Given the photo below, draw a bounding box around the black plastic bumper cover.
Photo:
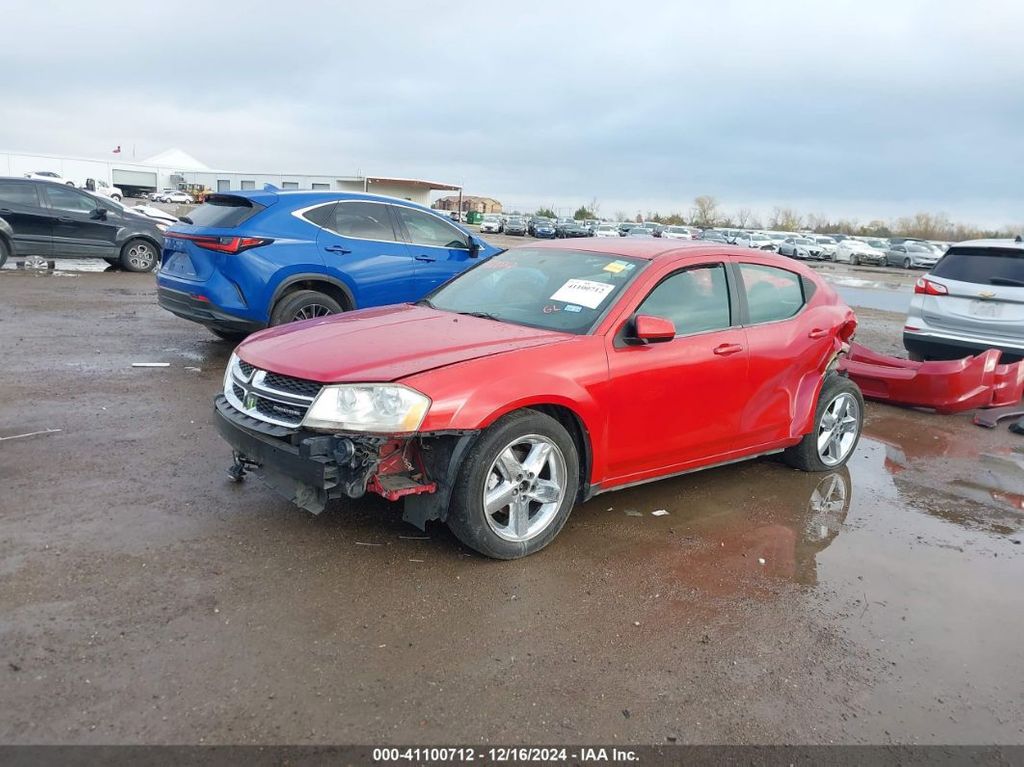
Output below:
[159,287,264,334]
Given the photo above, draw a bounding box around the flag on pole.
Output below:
[112,145,121,154]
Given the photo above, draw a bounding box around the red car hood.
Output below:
[236,304,571,383]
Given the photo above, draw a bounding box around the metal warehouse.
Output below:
[0,147,461,204]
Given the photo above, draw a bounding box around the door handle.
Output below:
[0,208,11,214]
[323,245,351,254]
[415,255,436,262]
[808,328,828,339]
[713,343,744,356]
[57,217,74,224]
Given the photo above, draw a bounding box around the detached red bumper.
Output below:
[839,343,1024,414]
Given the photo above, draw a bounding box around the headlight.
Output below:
[302,384,430,433]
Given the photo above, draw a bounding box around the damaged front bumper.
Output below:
[213,395,478,527]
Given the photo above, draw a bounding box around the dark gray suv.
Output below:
[0,177,163,271]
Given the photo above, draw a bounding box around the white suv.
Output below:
[904,238,1024,361]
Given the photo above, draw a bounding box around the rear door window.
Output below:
[930,247,1024,287]
[186,195,264,228]
[738,263,805,324]
[0,180,40,207]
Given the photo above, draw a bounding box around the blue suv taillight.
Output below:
[173,233,273,254]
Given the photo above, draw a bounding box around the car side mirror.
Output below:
[633,314,676,344]
[467,236,481,258]
[91,208,107,220]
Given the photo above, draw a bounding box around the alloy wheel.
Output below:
[482,434,567,542]
[126,242,155,270]
[816,393,860,467]
[293,304,335,321]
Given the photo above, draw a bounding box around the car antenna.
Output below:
[263,183,280,192]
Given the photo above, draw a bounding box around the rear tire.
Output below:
[446,410,579,559]
[269,289,344,326]
[0,238,8,268]
[119,238,158,272]
[850,254,859,266]
[783,375,864,472]
[209,328,249,343]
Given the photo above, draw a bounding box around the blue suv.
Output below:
[156,190,501,340]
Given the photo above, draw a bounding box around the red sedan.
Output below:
[215,240,863,558]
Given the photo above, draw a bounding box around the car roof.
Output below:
[952,238,1024,250]
[209,188,446,212]
[521,238,754,261]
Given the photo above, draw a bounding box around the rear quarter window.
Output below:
[0,180,40,206]
[738,263,806,324]
[930,247,1024,286]
[185,195,264,228]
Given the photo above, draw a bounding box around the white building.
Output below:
[0,147,462,205]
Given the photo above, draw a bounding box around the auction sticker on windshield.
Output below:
[550,279,616,309]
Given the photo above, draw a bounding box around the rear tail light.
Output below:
[914,278,947,296]
[173,233,273,254]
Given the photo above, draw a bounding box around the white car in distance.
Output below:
[593,223,621,238]
[661,226,693,240]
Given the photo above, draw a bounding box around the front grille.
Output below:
[263,371,323,398]
[225,357,323,428]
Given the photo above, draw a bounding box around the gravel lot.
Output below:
[0,255,1022,745]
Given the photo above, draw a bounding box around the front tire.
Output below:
[0,238,8,268]
[269,289,343,326]
[783,375,864,472]
[119,238,158,272]
[446,410,579,559]
[903,257,911,269]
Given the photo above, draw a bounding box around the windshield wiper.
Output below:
[990,277,1024,287]
[178,215,193,224]
[457,311,501,321]
[415,298,435,308]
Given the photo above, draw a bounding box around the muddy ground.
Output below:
[0,266,1022,745]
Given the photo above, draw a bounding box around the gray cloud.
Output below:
[2,0,1022,225]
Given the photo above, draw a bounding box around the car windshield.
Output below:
[816,237,836,244]
[482,215,500,222]
[930,246,1024,286]
[424,248,644,334]
[865,240,886,248]
[794,238,813,244]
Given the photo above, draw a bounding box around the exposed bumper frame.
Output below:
[213,395,479,528]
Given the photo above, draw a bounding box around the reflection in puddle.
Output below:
[865,414,1024,521]
[572,464,852,591]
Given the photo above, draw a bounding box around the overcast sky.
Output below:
[2,0,1022,226]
